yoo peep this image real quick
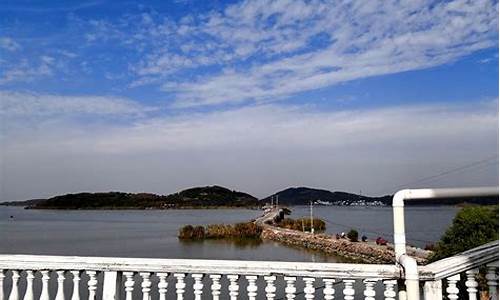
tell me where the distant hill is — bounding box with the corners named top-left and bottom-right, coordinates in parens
top-left (3, 186), bottom-right (259, 209)
top-left (261, 187), bottom-right (498, 206)
top-left (262, 187), bottom-right (391, 206)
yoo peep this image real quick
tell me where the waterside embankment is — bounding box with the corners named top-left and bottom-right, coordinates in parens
top-left (256, 207), bottom-right (430, 264)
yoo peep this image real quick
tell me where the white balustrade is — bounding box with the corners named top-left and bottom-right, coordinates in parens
top-left (342, 279), bottom-right (355, 300)
top-left (40, 271), bottom-right (50, 300)
top-left (264, 275), bottom-right (276, 300)
top-left (0, 241), bottom-right (497, 300)
top-left (446, 274), bottom-right (460, 300)
top-left (284, 276), bottom-right (296, 300)
top-left (465, 268), bottom-right (479, 300)
top-left (363, 279), bottom-right (377, 300)
top-left (23, 270), bottom-right (34, 300)
top-left (0, 270), bottom-right (5, 300)
top-left (86, 271), bottom-right (97, 300)
top-left (70, 271), bottom-right (81, 300)
top-left (174, 273), bottom-right (186, 300)
top-left (209, 274), bottom-right (222, 300)
top-left (123, 272), bottom-right (134, 300)
top-left (8, 270), bottom-right (19, 300)
top-left (157, 273), bottom-right (168, 300)
top-left (228, 275), bottom-right (239, 300)
top-left (192, 274), bottom-right (203, 300)
top-left (383, 280), bottom-right (396, 300)
top-left (322, 278), bottom-right (335, 300)
top-left (140, 272), bottom-right (151, 300)
top-left (486, 262), bottom-right (499, 300)
top-left (246, 275), bottom-right (258, 300)
top-left (55, 271), bottom-right (65, 300)
top-left (303, 277), bottom-right (315, 300)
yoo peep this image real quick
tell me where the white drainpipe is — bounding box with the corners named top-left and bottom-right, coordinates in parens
top-left (392, 187), bottom-right (498, 300)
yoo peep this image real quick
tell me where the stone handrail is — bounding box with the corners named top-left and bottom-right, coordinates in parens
top-left (0, 243), bottom-right (498, 300)
top-left (0, 254), bottom-right (399, 279)
top-left (418, 240), bottom-right (499, 281)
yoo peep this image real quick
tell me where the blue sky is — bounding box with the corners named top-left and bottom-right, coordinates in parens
top-left (0, 0), bottom-right (498, 200)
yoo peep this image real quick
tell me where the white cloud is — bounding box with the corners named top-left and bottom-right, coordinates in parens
top-left (1, 98), bottom-right (497, 200)
top-left (157, 0), bottom-right (498, 107)
top-left (0, 90), bottom-right (154, 117)
top-left (0, 56), bottom-right (55, 85)
top-left (81, 0), bottom-right (496, 107)
top-left (0, 37), bottom-right (20, 51)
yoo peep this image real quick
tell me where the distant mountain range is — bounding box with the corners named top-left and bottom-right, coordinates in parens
top-left (1, 186), bottom-right (497, 209)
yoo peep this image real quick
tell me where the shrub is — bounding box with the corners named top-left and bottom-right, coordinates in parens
top-left (179, 222), bottom-right (263, 240)
top-left (233, 222), bottom-right (263, 238)
top-left (429, 206), bottom-right (498, 262)
top-left (277, 218), bottom-right (326, 232)
top-left (192, 226), bottom-right (206, 239)
top-left (178, 225), bottom-right (195, 239)
top-left (347, 229), bottom-right (358, 242)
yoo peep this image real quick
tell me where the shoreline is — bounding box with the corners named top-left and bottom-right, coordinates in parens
top-left (255, 207), bottom-right (431, 264)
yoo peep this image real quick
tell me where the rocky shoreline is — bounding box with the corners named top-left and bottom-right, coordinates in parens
top-left (256, 208), bottom-right (431, 264)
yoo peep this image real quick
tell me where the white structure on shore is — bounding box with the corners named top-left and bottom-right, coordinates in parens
top-left (0, 187), bottom-right (498, 300)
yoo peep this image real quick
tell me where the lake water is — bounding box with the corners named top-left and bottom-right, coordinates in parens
top-left (0, 205), bottom-right (460, 300)
top-left (0, 205), bottom-right (459, 261)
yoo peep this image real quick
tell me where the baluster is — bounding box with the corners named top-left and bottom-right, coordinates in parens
top-left (23, 271), bottom-right (35, 300)
top-left (228, 275), bottom-right (239, 300)
top-left (8, 270), bottom-right (20, 300)
top-left (342, 279), bottom-right (355, 300)
top-left (264, 276), bottom-right (276, 300)
top-left (192, 274), bottom-right (203, 300)
top-left (70, 271), bottom-right (81, 300)
top-left (157, 273), bottom-right (168, 300)
top-left (246, 276), bottom-right (258, 300)
top-left (0, 270), bottom-right (5, 300)
top-left (383, 280), bottom-right (397, 300)
top-left (55, 271), bottom-right (66, 300)
top-left (140, 272), bottom-right (152, 300)
top-left (303, 277), bottom-right (315, 300)
top-left (323, 279), bottom-right (335, 300)
top-left (363, 279), bottom-right (377, 300)
top-left (174, 274), bottom-right (186, 300)
top-left (40, 271), bottom-right (50, 300)
top-left (86, 271), bottom-right (98, 300)
top-left (123, 272), bottom-right (135, 300)
top-left (209, 275), bottom-right (222, 300)
top-left (465, 268), bottom-right (479, 300)
top-left (446, 274), bottom-right (460, 300)
top-left (486, 263), bottom-right (499, 300)
top-left (284, 276), bottom-right (297, 300)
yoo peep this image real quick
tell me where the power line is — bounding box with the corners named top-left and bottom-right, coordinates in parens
top-left (382, 154), bottom-right (499, 195)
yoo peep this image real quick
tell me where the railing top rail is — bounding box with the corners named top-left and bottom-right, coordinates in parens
top-left (418, 240), bottom-right (499, 280)
top-left (0, 254), bottom-right (399, 279)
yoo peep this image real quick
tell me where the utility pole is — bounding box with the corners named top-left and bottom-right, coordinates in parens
top-left (301, 218), bottom-right (305, 232)
top-left (310, 200), bottom-right (314, 234)
top-left (270, 195), bottom-right (273, 207)
top-left (276, 195), bottom-right (279, 207)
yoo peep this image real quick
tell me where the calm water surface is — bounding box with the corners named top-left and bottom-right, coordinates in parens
top-left (0, 205), bottom-right (459, 261)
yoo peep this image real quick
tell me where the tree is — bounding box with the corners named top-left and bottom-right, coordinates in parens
top-left (347, 229), bottom-right (359, 242)
top-left (429, 206), bottom-right (498, 262)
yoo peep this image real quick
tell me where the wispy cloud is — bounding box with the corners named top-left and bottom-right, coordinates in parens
top-left (0, 37), bottom-right (20, 51)
top-left (1, 0), bottom-right (497, 104)
top-left (0, 56), bottom-right (55, 85)
top-left (111, 0), bottom-right (498, 107)
top-left (0, 90), bottom-right (154, 117)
